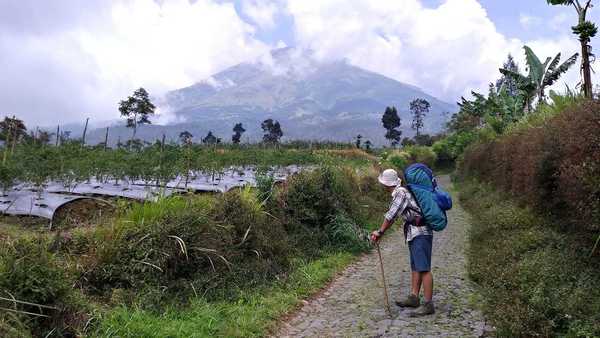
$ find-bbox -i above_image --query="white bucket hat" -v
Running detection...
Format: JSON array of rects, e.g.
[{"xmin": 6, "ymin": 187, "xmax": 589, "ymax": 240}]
[{"xmin": 378, "ymin": 169, "xmax": 401, "ymax": 187}]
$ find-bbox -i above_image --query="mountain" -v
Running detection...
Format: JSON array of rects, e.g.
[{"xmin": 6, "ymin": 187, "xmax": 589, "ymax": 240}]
[{"xmin": 86, "ymin": 48, "xmax": 456, "ymax": 145}]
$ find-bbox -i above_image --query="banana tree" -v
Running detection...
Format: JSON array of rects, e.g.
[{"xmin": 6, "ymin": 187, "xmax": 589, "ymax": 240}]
[
  {"xmin": 547, "ymin": 0, "xmax": 597, "ymax": 99},
  {"xmin": 500, "ymin": 45, "xmax": 578, "ymax": 111}
]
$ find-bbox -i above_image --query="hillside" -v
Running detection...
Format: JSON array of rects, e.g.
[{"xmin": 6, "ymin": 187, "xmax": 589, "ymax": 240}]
[{"xmin": 86, "ymin": 48, "xmax": 455, "ymax": 145}]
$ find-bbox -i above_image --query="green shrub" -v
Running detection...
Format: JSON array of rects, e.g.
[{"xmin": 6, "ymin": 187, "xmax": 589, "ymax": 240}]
[
  {"xmin": 460, "ymin": 100, "xmax": 600, "ymax": 233},
  {"xmin": 326, "ymin": 213, "xmax": 371, "ymax": 253},
  {"xmin": 82, "ymin": 191, "xmax": 293, "ymax": 302},
  {"xmin": 388, "ymin": 153, "xmax": 409, "ymax": 171},
  {"xmin": 459, "ymin": 179, "xmax": 600, "ymax": 336},
  {"xmin": 0, "ymin": 236, "xmax": 76, "ymax": 337}
]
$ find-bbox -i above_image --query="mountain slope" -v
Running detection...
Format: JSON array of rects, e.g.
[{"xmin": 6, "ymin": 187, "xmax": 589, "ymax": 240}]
[{"xmin": 87, "ymin": 48, "xmax": 456, "ymax": 145}]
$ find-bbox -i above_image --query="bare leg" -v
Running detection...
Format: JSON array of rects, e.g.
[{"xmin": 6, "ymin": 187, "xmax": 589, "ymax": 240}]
[
  {"xmin": 421, "ymin": 271, "xmax": 433, "ymax": 302},
  {"xmin": 411, "ymin": 271, "xmax": 421, "ymax": 296}
]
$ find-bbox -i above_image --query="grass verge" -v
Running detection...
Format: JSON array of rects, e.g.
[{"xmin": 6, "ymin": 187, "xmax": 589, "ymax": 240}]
[
  {"xmin": 92, "ymin": 252, "xmax": 354, "ymax": 337},
  {"xmin": 457, "ymin": 178, "xmax": 600, "ymax": 337}
]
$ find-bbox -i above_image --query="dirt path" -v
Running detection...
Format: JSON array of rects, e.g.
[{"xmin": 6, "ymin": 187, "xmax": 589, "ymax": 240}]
[{"xmin": 276, "ymin": 176, "xmax": 490, "ymax": 337}]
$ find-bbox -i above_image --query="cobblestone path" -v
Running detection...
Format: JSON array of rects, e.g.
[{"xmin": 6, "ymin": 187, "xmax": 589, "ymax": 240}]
[{"xmin": 276, "ymin": 176, "xmax": 490, "ymax": 337}]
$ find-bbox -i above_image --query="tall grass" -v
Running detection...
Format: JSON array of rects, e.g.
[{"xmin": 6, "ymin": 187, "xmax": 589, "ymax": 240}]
[
  {"xmin": 92, "ymin": 252, "xmax": 354, "ymax": 338},
  {"xmin": 458, "ymin": 178, "xmax": 600, "ymax": 336}
]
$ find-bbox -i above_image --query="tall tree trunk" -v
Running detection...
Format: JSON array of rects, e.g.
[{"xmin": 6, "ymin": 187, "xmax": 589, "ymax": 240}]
[{"xmin": 581, "ymin": 39, "xmax": 593, "ymax": 98}]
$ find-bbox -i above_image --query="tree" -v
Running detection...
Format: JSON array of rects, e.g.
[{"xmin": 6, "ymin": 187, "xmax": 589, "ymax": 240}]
[
  {"xmin": 232, "ymin": 123, "xmax": 246, "ymax": 144},
  {"xmin": 0, "ymin": 116, "xmax": 27, "ymax": 146},
  {"xmin": 355, "ymin": 134, "xmax": 362, "ymax": 148},
  {"xmin": 410, "ymin": 98, "xmax": 430, "ymax": 137},
  {"xmin": 401, "ymin": 137, "xmax": 416, "ymax": 147},
  {"xmin": 414, "ymin": 134, "xmax": 434, "ymax": 146},
  {"xmin": 364, "ymin": 140, "xmax": 372, "ymax": 151},
  {"xmin": 36, "ymin": 131, "xmax": 53, "ymax": 145},
  {"xmin": 500, "ymin": 46, "xmax": 578, "ymax": 110},
  {"xmin": 496, "ymin": 54, "xmax": 520, "ymax": 96},
  {"xmin": 179, "ymin": 131, "xmax": 193, "ymax": 145},
  {"xmin": 202, "ymin": 131, "xmax": 218, "ymax": 144},
  {"xmin": 547, "ymin": 0, "xmax": 597, "ymax": 98},
  {"xmin": 118, "ymin": 87, "xmax": 156, "ymax": 140},
  {"xmin": 261, "ymin": 119, "xmax": 283, "ymax": 144},
  {"xmin": 381, "ymin": 106, "xmax": 402, "ymax": 147},
  {"xmin": 0, "ymin": 116, "xmax": 27, "ymax": 164}
]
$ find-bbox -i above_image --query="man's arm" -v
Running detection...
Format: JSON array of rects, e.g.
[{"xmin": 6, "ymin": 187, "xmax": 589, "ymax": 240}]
[
  {"xmin": 371, "ymin": 188, "xmax": 409, "ymax": 242},
  {"xmin": 371, "ymin": 218, "xmax": 393, "ymax": 242}
]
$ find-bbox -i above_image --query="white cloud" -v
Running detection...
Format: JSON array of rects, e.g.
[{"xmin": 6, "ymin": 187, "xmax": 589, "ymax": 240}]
[
  {"xmin": 0, "ymin": 0, "xmax": 589, "ymax": 127},
  {"xmin": 0, "ymin": 0, "xmax": 270, "ymax": 126},
  {"xmin": 242, "ymin": 0, "xmax": 280, "ymax": 30},
  {"xmin": 519, "ymin": 13, "xmax": 542, "ymax": 28},
  {"xmin": 549, "ymin": 12, "xmax": 572, "ymax": 31},
  {"xmin": 286, "ymin": 0, "xmax": 582, "ymax": 101}
]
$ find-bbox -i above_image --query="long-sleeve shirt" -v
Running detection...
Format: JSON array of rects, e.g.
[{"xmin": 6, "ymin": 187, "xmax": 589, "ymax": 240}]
[{"xmin": 384, "ymin": 185, "xmax": 433, "ymax": 242}]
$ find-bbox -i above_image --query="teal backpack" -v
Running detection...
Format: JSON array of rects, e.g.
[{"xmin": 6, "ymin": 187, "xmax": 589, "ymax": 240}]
[{"xmin": 404, "ymin": 163, "xmax": 452, "ymax": 231}]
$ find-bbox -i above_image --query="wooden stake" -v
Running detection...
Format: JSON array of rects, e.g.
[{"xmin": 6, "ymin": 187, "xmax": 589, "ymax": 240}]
[
  {"xmin": 104, "ymin": 127, "xmax": 109, "ymax": 151},
  {"xmin": 81, "ymin": 117, "xmax": 89, "ymax": 146}
]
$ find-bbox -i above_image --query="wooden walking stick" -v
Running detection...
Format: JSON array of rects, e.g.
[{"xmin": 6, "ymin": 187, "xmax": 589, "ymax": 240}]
[{"xmin": 375, "ymin": 241, "xmax": 392, "ymax": 317}]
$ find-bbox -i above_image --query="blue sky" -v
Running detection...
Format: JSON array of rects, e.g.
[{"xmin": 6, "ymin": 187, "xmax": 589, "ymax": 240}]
[
  {"xmin": 233, "ymin": 0, "xmax": 589, "ymax": 48},
  {"xmin": 0, "ymin": 0, "xmax": 595, "ymax": 125}
]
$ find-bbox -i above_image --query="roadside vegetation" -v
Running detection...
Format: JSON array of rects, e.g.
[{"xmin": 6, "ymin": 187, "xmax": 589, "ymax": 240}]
[
  {"xmin": 427, "ymin": 29, "xmax": 600, "ymax": 334},
  {"xmin": 0, "ymin": 146, "xmax": 388, "ymax": 337}
]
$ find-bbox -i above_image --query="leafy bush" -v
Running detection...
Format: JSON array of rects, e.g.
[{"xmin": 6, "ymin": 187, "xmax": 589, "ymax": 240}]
[
  {"xmin": 458, "ymin": 179, "xmax": 600, "ymax": 336},
  {"xmin": 384, "ymin": 146, "xmax": 437, "ymax": 172},
  {"xmin": 0, "ymin": 236, "xmax": 77, "ymax": 336},
  {"xmin": 82, "ymin": 192, "xmax": 292, "ymax": 302},
  {"xmin": 460, "ymin": 100, "xmax": 600, "ymax": 233}
]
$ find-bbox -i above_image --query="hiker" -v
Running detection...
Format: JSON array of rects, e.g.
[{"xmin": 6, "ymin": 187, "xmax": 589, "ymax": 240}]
[{"xmin": 370, "ymin": 168, "xmax": 435, "ymax": 316}]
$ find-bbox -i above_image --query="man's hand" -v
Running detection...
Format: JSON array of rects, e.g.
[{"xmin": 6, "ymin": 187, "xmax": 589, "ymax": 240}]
[{"xmin": 371, "ymin": 230, "xmax": 383, "ymax": 242}]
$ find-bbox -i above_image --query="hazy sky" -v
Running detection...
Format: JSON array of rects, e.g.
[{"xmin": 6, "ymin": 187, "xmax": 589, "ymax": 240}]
[{"xmin": 0, "ymin": 0, "xmax": 595, "ymax": 127}]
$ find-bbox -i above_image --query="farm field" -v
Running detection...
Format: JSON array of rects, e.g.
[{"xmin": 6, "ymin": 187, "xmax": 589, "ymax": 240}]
[{"xmin": 0, "ymin": 142, "xmax": 388, "ymax": 337}]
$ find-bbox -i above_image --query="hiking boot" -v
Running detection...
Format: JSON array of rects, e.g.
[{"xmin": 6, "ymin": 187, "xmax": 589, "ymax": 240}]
[
  {"xmin": 409, "ymin": 301, "xmax": 435, "ymax": 317},
  {"xmin": 395, "ymin": 294, "xmax": 420, "ymax": 308}
]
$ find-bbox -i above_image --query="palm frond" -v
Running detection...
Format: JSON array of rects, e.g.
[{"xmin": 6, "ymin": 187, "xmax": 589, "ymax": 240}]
[
  {"xmin": 546, "ymin": 53, "xmax": 562, "ymax": 74},
  {"xmin": 543, "ymin": 53, "xmax": 579, "ymax": 87},
  {"xmin": 523, "ymin": 45, "xmax": 545, "ymax": 85}
]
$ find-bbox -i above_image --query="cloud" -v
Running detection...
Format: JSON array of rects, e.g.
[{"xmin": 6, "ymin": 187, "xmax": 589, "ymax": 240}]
[
  {"xmin": 0, "ymin": 0, "xmax": 588, "ymax": 128},
  {"xmin": 519, "ymin": 13, "xmax": 543, "ymax": 28},
  {"xmin": 0, "ymin": 0, "xmax": 270, "ymax": 126},
  {"xmin": 285, "ymin": 0, "xmax": 582, "ymax": 101},
  {"xmin": 242, "ymin": 0, "xmax": 280, "ymax": 30}
]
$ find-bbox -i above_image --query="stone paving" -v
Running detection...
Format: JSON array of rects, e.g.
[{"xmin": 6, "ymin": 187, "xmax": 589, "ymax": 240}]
[{"xmin": 275, "ymin": 176, "xmax": 492, "ymax": 338}]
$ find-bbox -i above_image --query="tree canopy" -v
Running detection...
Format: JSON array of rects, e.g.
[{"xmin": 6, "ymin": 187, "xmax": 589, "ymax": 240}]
[
  {"xmin": 261, "ymin": 119, "xmax": 283, "ymax": 144},
  {"xmin": 232, "ymin": 123, "xmax": 246, "ymax": 144},
  {"xmin": 410, "ymin": 98, "xmax": 430, "ymax": 137},
  {"xmin": 118, "ymin": 87, "xmax": 156, "ymax": 139},
  {"xmin": 381, "ymin": 106, "xmax": 402, "ymax": 147}
]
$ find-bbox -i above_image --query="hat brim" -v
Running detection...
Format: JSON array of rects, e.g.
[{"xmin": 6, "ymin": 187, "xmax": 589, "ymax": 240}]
[{"xmin": 378, "ymin": 176, "xmax": 401, "ymax": 187}]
